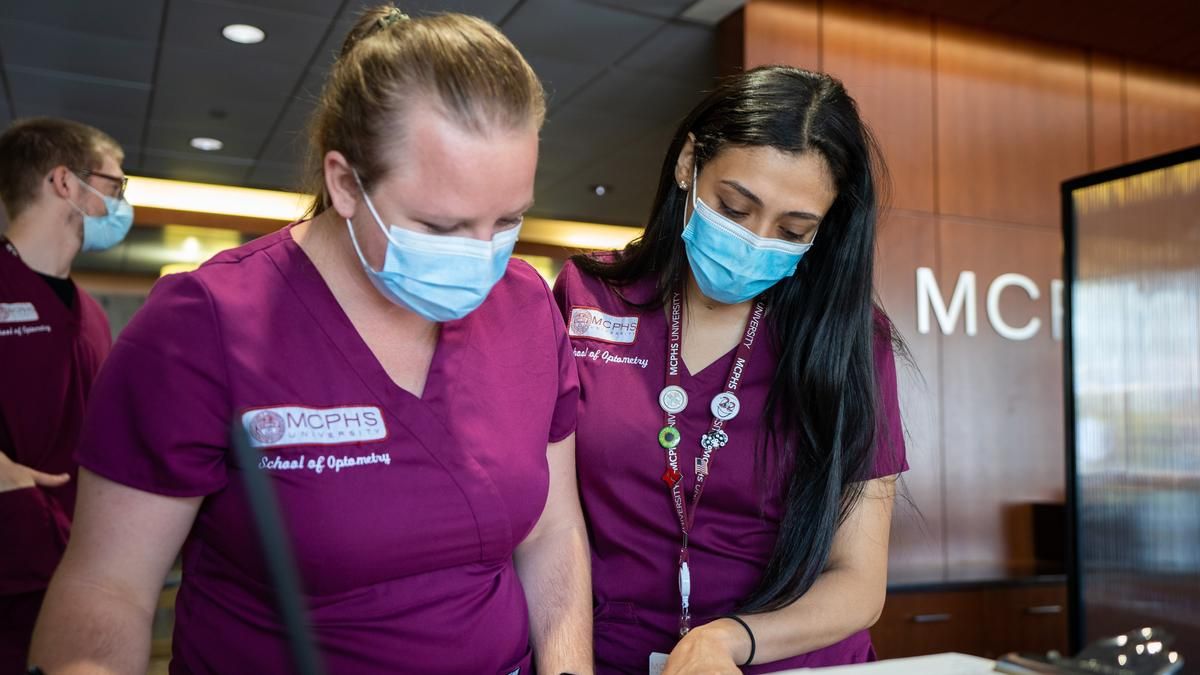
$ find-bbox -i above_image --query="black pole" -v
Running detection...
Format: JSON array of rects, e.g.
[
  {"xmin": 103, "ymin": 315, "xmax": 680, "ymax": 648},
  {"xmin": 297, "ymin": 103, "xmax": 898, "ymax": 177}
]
[{"xmin": 230, "ymin": 422, "xmax": 326, "ymax": 675}]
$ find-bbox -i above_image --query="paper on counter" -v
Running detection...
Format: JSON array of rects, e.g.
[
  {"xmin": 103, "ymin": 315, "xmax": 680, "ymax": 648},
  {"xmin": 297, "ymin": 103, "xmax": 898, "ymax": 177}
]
[{"xmin": 770, "ymin": 652, "xmax": 996, "ymax": 674}]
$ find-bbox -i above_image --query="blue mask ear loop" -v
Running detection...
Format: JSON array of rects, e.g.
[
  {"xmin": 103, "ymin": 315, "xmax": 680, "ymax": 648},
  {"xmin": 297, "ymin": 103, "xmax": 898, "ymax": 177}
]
[
  {"xmin": 351, "ymin": 169, "xmax": 404, "ymax": 248},
  {"xmin": 345, "ymin": 169, "xmax": 393, "ymax": 276},
  {"xmin": 692, "ymin": 163, "xmax": 698, "ymax": 209},
  {"xmin": 66, "ymin": 173, "xmax": 100, "ymax": 219},
  {"xmin": 681, "ymin": 162, "xmax": 699, "ymax": 233}
]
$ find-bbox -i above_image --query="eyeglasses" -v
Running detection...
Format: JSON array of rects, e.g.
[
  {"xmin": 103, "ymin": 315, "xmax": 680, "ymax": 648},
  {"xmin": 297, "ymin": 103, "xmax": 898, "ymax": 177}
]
[{"xmin": 74, "ymin": 168, "xmax": 128, "ymax": 200}]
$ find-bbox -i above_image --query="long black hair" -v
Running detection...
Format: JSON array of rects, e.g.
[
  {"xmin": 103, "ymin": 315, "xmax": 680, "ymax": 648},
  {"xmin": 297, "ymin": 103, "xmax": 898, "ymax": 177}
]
[{"xmin": 574, "ymin": 65, "xmax": 895, "ymax": 613}]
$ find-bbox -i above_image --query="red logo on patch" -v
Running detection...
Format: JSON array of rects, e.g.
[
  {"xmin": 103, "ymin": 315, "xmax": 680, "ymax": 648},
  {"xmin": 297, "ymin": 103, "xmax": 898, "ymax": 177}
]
[
  {"xmin": 570, "ymin": 310, "xmax": 592, "ymax": 336},
  {"xmin": 249, "ymin": 410, "xmax": 286, "ymax": 445}
]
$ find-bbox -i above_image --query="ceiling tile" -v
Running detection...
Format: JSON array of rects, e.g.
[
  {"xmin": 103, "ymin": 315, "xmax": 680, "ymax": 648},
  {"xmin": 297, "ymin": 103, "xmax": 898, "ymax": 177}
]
[
  {"xmin": 0, "ymin": 22, "xmax": 157, "ymax": 84},
  {"xmin": 535, "ymin": 173, "xmax": 657, "ymax": 226},
  {"xmin": 140, "ymin": 149, "xmax": 253, "ymax": 185},
  {"xmin": 210, "ymin": 0, "xmax": 342, "ymax": 20},
  {"xmin": 502, "ymin": 0, "xmax": 664, "ymax": 65},
  {"xmin": 0, "ymin": 0, "xmax": 165, "ymax": 42},
  {"xmin": 5, "ymin": 70, "xmax": 147, "ymax": 147},
  {"xmin": 313, "ymin": 1, "xmax": 524, "ymax": 77},
  {"xmin": 164, "ymin": 0, "xmax": 330, "ymax": 66},
  {"xmin": 5, "ymin": 69, "xmax": 149, "ymax": 116},
  {"xmin": 150, "ymin": 46, "xmax": 302, "ymax": 129},
  {"xmin": 144, "ymin": 120, "xmax": 266, "ymax": 158},
  {"xmin": 541, "ymin": 104, "xmax": 646, "ymax": 153},
  {"xmin": 535, "ymin": 141, "xmax": 596, "ymax": 189},
  {"xmin": 339, "ymin": 0, "xmax": 521, "ymax": 25},
  {"xmin": 678, "ymin": 0, "xmax": 745, "ymax": 26},
  {"xmin": 536, "ymin": 124, "xmax": 676, "ymax": 226},
  {"xmin": 254, "ymin": 69, "xmax": 323, "ymax": 166},
  {"xmin": 246, "ymin": 160, "xmax": 305, "ymax": 191},
  {"xmin": 584, "ymin": 0, "xmax": 695, "ymax": 19},
  {"xmin": 618, "ymin": 21, "xmax": 715, "ymax": 86},
  {"xmin": 526, "ymin": 55, "xmax": 603, "ymax": 108},
  {"xmin": 256, "ymin": 101, "xmax": 316, "ymax": 165},
  {"xmin": 568, "ymin": 68, "xmax": 708, "ymax": 126}
]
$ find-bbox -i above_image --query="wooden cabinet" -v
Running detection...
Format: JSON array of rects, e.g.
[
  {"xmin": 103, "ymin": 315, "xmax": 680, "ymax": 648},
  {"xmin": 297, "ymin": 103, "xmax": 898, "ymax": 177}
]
[
  {"xmin": 981, "ymin": 584, "xmax": 1069, "ymax": 658},
  {"xmin": 871, "ymin": 589, "xmax": 987, "ymax": 657},
  {"xmin": 872, "ymin": 583, "xmax": 1067, "ymax": 660}
]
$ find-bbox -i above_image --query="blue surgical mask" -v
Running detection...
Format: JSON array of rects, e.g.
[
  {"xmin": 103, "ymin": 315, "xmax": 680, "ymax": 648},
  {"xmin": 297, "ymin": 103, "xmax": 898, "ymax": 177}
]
[
  {"xmin": 345, "ymin": 171, "xmax": 520, "ymax": 322},
  {"xmin": 69, "ymin": 176, "xmax": 134, "ymax": 252},
  {"xmin": 681, "ymin": 166, "xmax": 814, "ymax": 304}
]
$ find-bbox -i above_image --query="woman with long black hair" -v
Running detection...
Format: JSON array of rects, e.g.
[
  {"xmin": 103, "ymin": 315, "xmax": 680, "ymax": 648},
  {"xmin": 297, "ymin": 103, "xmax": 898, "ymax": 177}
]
[{"xmin": 554, "ymin": 65, "xmax": 907, "ymax": 673}]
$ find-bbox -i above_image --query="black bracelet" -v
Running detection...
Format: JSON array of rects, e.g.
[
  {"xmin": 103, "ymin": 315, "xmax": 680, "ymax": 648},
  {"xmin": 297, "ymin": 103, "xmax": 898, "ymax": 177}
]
[{"xmin": 721, "ymin": 614, "xmax": 756, "ymax": 667}]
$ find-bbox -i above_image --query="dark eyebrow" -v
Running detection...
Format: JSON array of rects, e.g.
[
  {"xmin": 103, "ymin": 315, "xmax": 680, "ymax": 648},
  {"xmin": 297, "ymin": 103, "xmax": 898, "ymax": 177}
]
[
  {"xmin": 720, "ymin": 179, "xmax": 822, "ymax": 222},
  {"xmin": 720, "ymin": 180, "xmax": 763, "ymax": 207}
]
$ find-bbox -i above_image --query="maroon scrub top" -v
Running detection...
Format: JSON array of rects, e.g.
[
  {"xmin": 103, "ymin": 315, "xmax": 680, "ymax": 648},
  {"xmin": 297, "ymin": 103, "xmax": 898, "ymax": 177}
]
[
  {"xmin": 0, "ymin": 237, "xmax": 111, "ymax": 594},
  {"xmin": 554, "ymin": 259, "xmax": 908, "ymax": 674},
  {"xmin": 76, "ymin": 226, "xmax": 579, "ymax": 674}
]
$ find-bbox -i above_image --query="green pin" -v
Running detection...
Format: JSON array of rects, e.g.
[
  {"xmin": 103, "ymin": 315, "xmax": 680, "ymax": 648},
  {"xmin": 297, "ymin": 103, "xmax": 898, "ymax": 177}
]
[{"xmin": 658, "ymin": 425, "xmax": 681, "ymax": 449}]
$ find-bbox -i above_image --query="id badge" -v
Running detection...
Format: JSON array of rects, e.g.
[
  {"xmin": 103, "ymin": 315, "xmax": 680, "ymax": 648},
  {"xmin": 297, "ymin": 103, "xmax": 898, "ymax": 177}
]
[{"xmin": 649, "ymin": 651, "xmax": 669, "ymax": 675}]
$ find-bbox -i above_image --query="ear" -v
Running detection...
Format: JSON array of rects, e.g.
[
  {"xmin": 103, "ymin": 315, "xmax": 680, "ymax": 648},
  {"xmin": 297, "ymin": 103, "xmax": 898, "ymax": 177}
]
[
  {"xmin": 673, "ymin": 133, "xmax": 697, "ymax": 190},
  {"xmin": 46, "ymin": 166, "xmax": 75, "ymax": 199},
  {"xmin": 323, "ymin": 150, "xmax": 360, "ymax": 220}
]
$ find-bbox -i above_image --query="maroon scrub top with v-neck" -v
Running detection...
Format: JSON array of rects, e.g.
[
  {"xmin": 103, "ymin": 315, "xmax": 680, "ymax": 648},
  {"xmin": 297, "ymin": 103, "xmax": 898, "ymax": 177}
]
[
  {"xmin": 554, "ymin": 258, "xmax": 907, "ymax": 674},
  {"xmin": 76, "ymin": 225, "xmax": 579, "ymax": 674}
]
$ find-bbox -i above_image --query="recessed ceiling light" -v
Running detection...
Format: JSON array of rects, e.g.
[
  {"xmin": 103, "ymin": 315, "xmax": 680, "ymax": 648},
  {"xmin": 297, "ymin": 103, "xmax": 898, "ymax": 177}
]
[
  {"xmin": 222, "ymin": 23, "xmax": 266, "ymax": 44},
  {"xmin": 591, "ymin": 184, "xmax": 610, "ymax": 197},
  {"xmin": 190, "ymin": 137, "xmax": 224, "ymax": 152}
]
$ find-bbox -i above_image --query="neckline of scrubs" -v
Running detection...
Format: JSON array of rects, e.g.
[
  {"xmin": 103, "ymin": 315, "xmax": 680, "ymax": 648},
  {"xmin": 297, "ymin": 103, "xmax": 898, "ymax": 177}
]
[
  {"xmin": 1, "ymin": 238, "xmax": 82, "ymax": 332},
  {"xmin": 275, "ymin": 225, "xmax": 465, "ymax": 409},
  {"xmin": 662, "ymin": 305, "xmax": 743, "ymax": 386}
]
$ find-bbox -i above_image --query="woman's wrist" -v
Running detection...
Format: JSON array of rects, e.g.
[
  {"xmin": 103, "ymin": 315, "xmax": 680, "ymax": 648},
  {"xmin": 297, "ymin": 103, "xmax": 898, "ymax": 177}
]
[{"xmin": 706, "ymin": 616, "xmax": 754, "ymax": 666}]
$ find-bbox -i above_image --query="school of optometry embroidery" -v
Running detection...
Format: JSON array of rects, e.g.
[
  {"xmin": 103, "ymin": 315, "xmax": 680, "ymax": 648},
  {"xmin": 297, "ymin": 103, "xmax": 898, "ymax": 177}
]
[
  {"xmin": 241, "ymin": 405, "xmax": 392, "ymax": 475},
  {"xmin": 572, "ymin": 345, "xmax": 650, "ymax": 369},
  {"xmin": 657, "ymin": 290, "xmax": 765, "ymax": 637}
]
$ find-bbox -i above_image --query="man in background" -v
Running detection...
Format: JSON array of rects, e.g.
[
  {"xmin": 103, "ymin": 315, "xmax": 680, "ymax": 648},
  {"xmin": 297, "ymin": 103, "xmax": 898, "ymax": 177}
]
[{"xmin": 0, "ymin": 117, "xmax": 132, "ymax": 670}]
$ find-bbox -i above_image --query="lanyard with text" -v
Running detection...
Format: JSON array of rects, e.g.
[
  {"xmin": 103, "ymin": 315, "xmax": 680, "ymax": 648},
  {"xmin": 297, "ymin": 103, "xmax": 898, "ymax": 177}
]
[{"xmin": 657, "ymin": 289, "xmax": 765, "ymax": 637}]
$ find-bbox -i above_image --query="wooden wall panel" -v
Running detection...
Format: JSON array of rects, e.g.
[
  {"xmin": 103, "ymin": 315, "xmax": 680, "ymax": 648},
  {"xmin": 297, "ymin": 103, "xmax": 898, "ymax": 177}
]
[
  {"xmin": 822, "ymin": 2, "xmax": 936, "ymax": 213},
  {"xmin": 937, "ymin": 219, "xmax": 1065, "ymax": 566},
  {"xmin": 875, "ymin": 211, "xmax": 943, "ymax": 570},
  {"xmin": 1124, "ymin": 64, "xmax": 1200, "ymax": 162},
  {"xmin": 741, "ymin": 0, "xmax": 819, "ymax": 71},
  {"xmin": 1089, "ymin": 55, "xmax": 1127, "ymax": 171},
  {"xmin": 935, "ymin": 24, "xmax": 1090, "ymax": 228}
]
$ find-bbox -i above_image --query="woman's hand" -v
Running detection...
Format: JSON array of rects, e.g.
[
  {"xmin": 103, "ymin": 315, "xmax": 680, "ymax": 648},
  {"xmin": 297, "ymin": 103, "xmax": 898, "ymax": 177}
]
[{"xmin": 663, "ymin": 618, "xmax": 751, "ymax": 675}]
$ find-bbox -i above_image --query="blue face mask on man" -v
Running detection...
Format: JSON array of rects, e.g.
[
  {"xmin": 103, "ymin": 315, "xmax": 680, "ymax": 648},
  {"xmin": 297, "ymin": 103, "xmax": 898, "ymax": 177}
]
[
  {"xmin": 345, "ymin": 170, "xmax": 520, "ymax": 322},
  {"xmin": 68, "ymin": 175, "xmax": 134, "ymax": 252},
  {"xmin": 681, "ymin": 165, "xmax": 815, "ymax": 305}
]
